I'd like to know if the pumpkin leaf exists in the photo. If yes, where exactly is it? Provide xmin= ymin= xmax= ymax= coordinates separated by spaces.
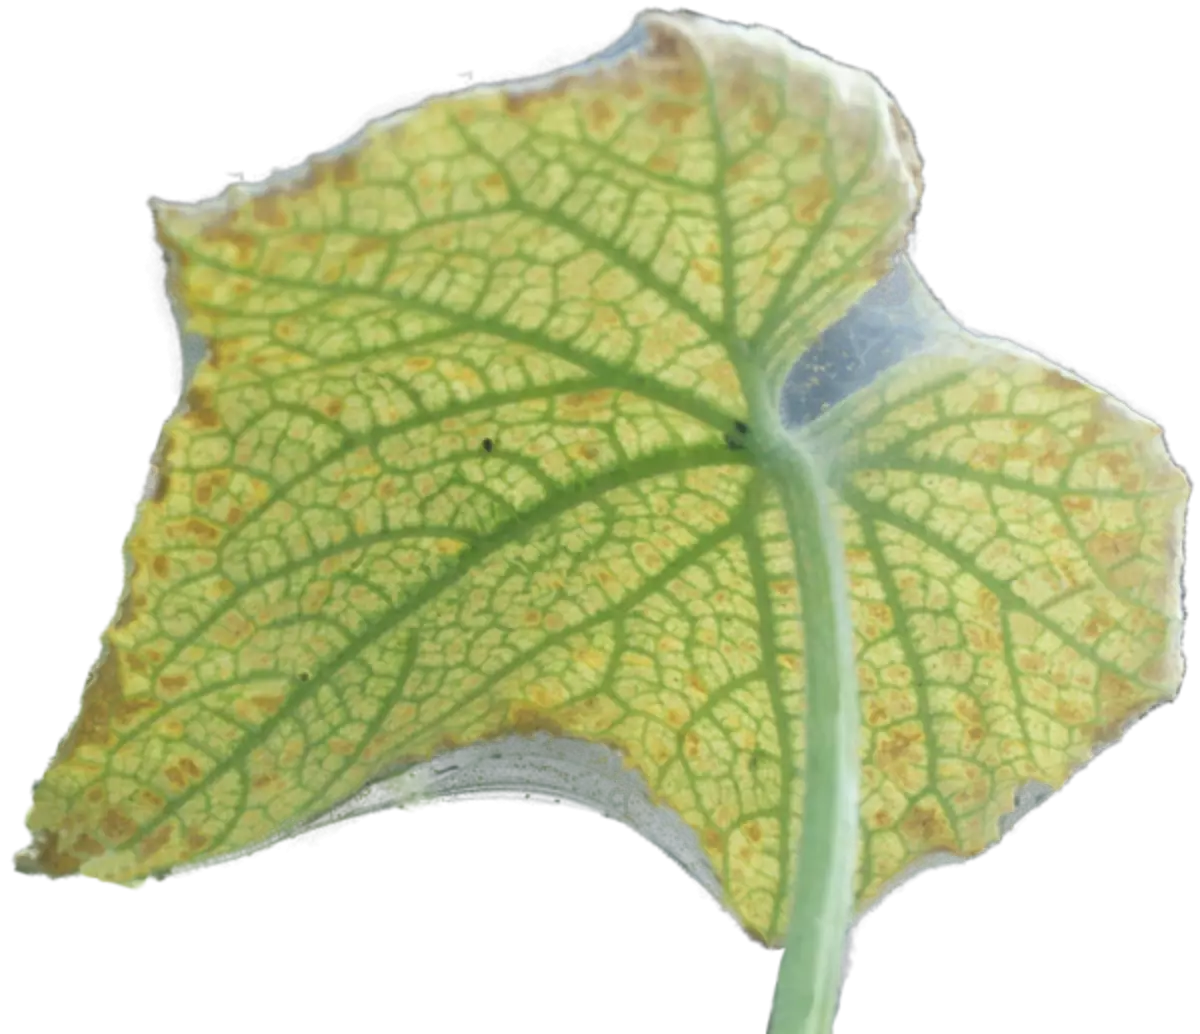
xmin=19 ymin=8 xmax=1185 ymax=1006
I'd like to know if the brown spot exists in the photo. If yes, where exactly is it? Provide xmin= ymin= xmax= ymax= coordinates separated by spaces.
xmin=101 ymin=809 xmax=136 ymax=842
xmin=750 ymin=99 xmax=773 ymax=135
xmin=647 ymin=101 xmax=694 ymax=134
xmin=646 ymin=22 xmax=683 ymax=60
xmin=183 ymin=518 xmax=220 ymax=543
xmin=323 ymin=398 xmax=344 ymax=418
xmin=184 ymin=386 xmax=220 ymax=429
xmin=225 ymin=507 xmax=243 ymax=526
xmin=55 ymin=652 xmax=160 ymax=755
xmin=160 ymin=674 xmax=188 ymax=694
xmin=74 ymin=834 xmax=106 ymax=858
xmin=331 ymin=153 xmax=358 ymax=185
xmin=1043 ymin=370 xmax=1082 ymax=392
xmin=1088 ymin=531 xmax=1139 ymax=568
xmin=1055 ymin=699 xmax=1093 ymax=724
xmin=252 ymin=194 xmax=288 ymax=228
xmin=587 ymin=99 xmax=615 ymax=132
xmin=18 ymin=831 xmax=81 ymax=876
xmin=900 ymin=799 xmax=956 ymax=850
xmin=152 ymin=555 xmax=170 ymax=578
xmin=185 ymin=831 xmax=210 ymax=853
xmin=1075 ymin=420 xmax=1103 ymax=446
xmin=251 ymin=694 xmax=285 ymax=715
xmin=340 ymin=239 xmax=381 ymax=262
xmin=138 ymin=824 xmax=174 ymax=859
xmin=702 ymin=827 xmax=724 ymax=852
xmin=789 ymin=177 xmax=833 ymax=223
xmin=744 ymin=821 xmax=762 ymax=843
xmin=875 ymin=725 xmax=923 ymax=768
xmin=508 ymin=706 xmax=564 ymax=737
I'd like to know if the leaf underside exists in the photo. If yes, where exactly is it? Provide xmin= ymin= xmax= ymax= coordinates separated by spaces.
xmin=21 ymin=10 xmax=1185 ymax=947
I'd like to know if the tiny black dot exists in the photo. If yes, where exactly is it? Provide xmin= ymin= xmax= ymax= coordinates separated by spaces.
xmin=298 ymin=671 xmax=310 ymax=682
xmin=481 ymin=437 xmax=494 ymax=453
xmin=734 ymin=420 xmax=749 ymax=434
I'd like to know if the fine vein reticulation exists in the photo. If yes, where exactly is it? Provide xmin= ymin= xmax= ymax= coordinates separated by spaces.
xmin=20 ymin=10 xmax=1184 ymax=954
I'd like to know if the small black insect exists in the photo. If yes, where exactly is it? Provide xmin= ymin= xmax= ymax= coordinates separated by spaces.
xmin=481 ymin=437 xmax=494 ymax=453
xmin=724 ymin=433 xmax=745 ymax=451
xmin=734 ymin=419 xmax=749 ymax=435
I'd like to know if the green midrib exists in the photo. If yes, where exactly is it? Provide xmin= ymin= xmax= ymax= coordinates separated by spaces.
xmin=741 ymin=348 xmax=861 ymax=1034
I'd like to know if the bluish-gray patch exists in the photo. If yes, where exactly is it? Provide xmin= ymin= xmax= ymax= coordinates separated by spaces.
xmin=781 ymin=259 xmax=928 ymax=427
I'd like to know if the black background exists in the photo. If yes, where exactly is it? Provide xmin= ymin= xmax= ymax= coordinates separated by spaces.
xmin=14 ymin=4 xmax=1195 ymax=1031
